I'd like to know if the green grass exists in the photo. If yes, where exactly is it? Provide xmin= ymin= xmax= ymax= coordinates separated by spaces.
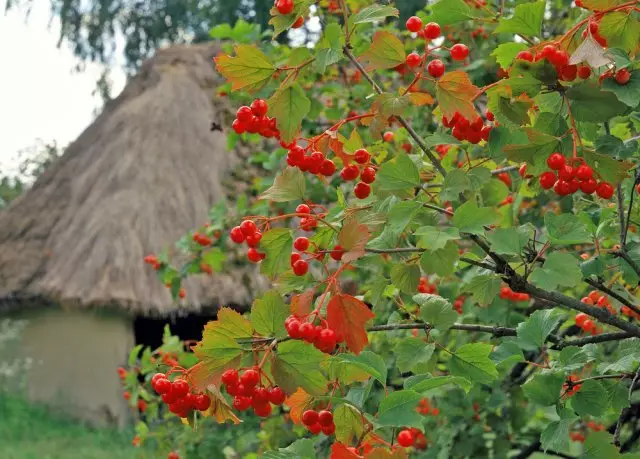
xmin=0 ymin=394 xmax=143 ymax=459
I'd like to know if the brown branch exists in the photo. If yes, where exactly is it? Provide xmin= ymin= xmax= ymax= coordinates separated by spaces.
xmin=613 ymin=250 xmax=640 ymax=278
xmin=552 ymin=332 xmax=633 ymax=350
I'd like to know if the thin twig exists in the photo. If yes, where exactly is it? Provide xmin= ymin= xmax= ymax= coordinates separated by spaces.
xmin=614 ymin=368 xmax=640 ymax=447
xmin=612 ymin=250 xmax=640 ymax=278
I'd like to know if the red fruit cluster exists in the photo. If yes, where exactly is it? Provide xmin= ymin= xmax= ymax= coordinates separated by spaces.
xmin=539 ymin=153 xmax=613 ymax=199
xmin=418 ymin=277 xmax=437 ymax=294
xmin=562 ymin=374 xmax=582 ymax=397
xmin=435 ymin=144 xmax=451 ymax=158
xmin=575 ymin=313 xmax=601 ymax=335
xmin=340 ymin=148 xmax=376 ymax=200
xmin=499 ymin=286 xmax=530 ymax=302
xmin=397 ymin=428 xmax=427 ymax=448
xmin=417 ymin=398 xmax=440 ymax=416
xmin=294 ymin=203 xmax=325 ymax=233
xmin=286 ymin=144 xmax=337 ymax=177
xmin=143 ymin=254 xmax=162 ymax=270
xmin=192 ymin=232 xmax=212 ymax=247
xmin=232 ymin=99 xmax=280 ymax=139
xmin=582 ymin=290 xmax=615 ymax=315
xmin=453 ymin=296 xmax=464 ymax=315
xmin=622 ymin=305 xmax=640 ymax=320
xmin=285 ymin=315 xmax=343 ymax=353
xmin=442 ymin=112 xmax=492 ymax=144
xmin=117 ymin=366 xmax=127 ymax=380
xmin=516 ymin=43 xmax=577 ymax=82
xmin=570 ymin=431 xmax=585 ymax=443
xmin=152 ymin=373 xmax=211 ymax=418
xmin=229 ymin=220 xmax=265 ymax=263
xmin=290 ymin=234 xmax=345 ymax=276
xmin=221 ymin=368 xmax=286 ymax=417
xmin=302 ymin=408 xmax=336 ymax=436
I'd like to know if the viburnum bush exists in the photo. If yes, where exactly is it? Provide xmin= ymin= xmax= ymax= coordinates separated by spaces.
xmin=137 ymin=0 xmax=640 ymax=457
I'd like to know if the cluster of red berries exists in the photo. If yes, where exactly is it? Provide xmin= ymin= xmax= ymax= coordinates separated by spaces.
xmin=581 ymin=19 xmax=607 ymax=47
xmin=575 ymin=312 xmax=602 ymax=335
xmin=221 ymin=368 xmax=286 ymax=417
xmin=290 ymin=234 xmax=345 ymax=276
xmin=622 ymin=305 xmax=640 ymax=320
xmin=285 ymin=315 xmax=343 ymax=353
xmin=499 ymin=286 xmax=530 ymax=302
xmin=192 ymin=232 xmax=213 ymax=247
xmin=405 ymin=17 xmax=441 ymax=40
xmin=232 ymin=99 xmax=280 ymax=139
xmin=339 ymin=148 xmax=376 ymax=199
xmin=562 ymin=374 xmax=582 ymax=397
xmin=453 ymin=296 xmax=464 ymax=314
xmin=416 ymin=398 xmax=440 ymax=416
xmin=229 ymin=220 xmax=266 ymax=263
xmin=294 ymin=203 xmax=325 ymax=233
xmin=301 ymin=408 xmax=336 ymax=436
xmin=285 ymin=145 xmax=337 ymax=177
xmin=143 ymin=254 xmax=162 ymax=270
xmin=151 ymin=373 xmax=211 ymax=418
xmin=539 ymin=153 xmax=614 ymax=198
xmin=582 ymin=290 xmax=615 ymax=315
xmin=570 ymin=431 xmax=586 ymax=443
xmin=442 ymin=112 xmax=492 ymax=144
xmin=418 ymin=277 xmax=437 ymax=294
xmin=515 ymin=43 xmax=577 ymax=82
xmin=396 ymin=428 xmax=427 ymax=449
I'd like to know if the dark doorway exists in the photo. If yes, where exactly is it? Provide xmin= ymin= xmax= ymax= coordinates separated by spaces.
xmin=133 ymin=313 xmax=218 ymax=349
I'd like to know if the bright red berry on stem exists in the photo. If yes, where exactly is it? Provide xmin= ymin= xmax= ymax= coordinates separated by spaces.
xmin=293 ymin=259 xmax=309 ymax=276
xmin=300 ymin=322 xmax=317 ymax=343
xmin=230 ymin=226 xmax=245 ymax=243
xmin=275 ymin=0 xmax=294 ymax=15
xmin=383 ymin=131 xmax=395 ymax=142
xmin=554 ymin=179 xmax=571 ymax=196
xmin=296 ymin=203 xmax=311 ymax=214
xmin=292 ymin=16 xmax=304 ymax=28
xmin=152 ymin=372 xmax=166 ymax=385
xmin=195 ymin=394 xmax=211 ymax=411
xmin=233 ymin=396 xmax=251 ymax=411
xmin=250 ymin=99 xmax=268 ymax=117
xmin=341 ymin=164 xmax=360 ymax=181
xmin=245 ymin=232 xmax=262 ymax=248
xmin=596 ymin=181 xmax=614 ymax=199
xmin=406 ymin=16 xmax=423 ymax=33
xmin=240 ymin=369 xmax=260 ymax=387
xmin=318 ymin=410 xmax=334 ymax=426
xmin=354 ymin=182 xmax=371 ymax=199
xmin=302 ymin=410 xmax=319 ymax=426
xmin=293 ymin=237 xmax=310 ymax=252
xmin=575 ymin=164 xmax=593 ymax=180
xmin=516 ymin=50 xmax=534 ymax=62
xmin=155 ymin=378 xmax=172 ymax=394
xmin=427 ymin=59 xmax=445 ymax=78
xmin=558 ymin=165 xmax=575 ymax=181
xmin=406 ymin=52 xmax=422 ymax=68
xmin=236 ymin=106 xmax=253 ymax=124
xmin=253 ymin=402 xmax=272 ymax=417
xmin=354 ymin=149 xmax=370 ymax=164
xmin=360 ymin=167 xmax=376 ymax=184
xmin=539 ymin=171 xmax=557 ymax=189
xmin=450 ymin=43 xmax=469 ymax=61
xmin=330 ymin=245 xmax=344 ymax=261
xmin=268 ymin=387 xmax=286 ymax=405
xmin=615 ymin=68 xmax=631 ymax=85
xmin=172 ymin=380 xmax=190 ymax=398
xmin=320 ymin=159 xmax=336 ymax=176
xmin=577 ymin=65 xmax=591 ymax=79
xmin=546 ymin=153 xmax=565 ymax=170
xmin=423 ymin=22 xmax=441 ymax=39
xmin=222 ymin=369 xmax=239 ymax=386
xmin=398 ymin=429 xmax=415 ymax=447
xmin=247 ymin=248 xmax=264 ymax=263
xmin=322 ymin=423 xmax=336 ymax=435
xmin=308 ymin=423 xmax=322 ymax=435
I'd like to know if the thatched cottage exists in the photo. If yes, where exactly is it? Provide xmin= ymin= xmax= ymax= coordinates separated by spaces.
xmin=0 ymin=43 xmax=266 ymax=426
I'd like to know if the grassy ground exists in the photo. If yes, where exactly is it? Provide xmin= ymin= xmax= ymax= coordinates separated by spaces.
xmin=0 ymin=394 xmax=142 ymax=459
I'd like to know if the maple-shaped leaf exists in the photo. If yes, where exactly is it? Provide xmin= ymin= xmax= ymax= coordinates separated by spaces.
xmin=407 ymin=92 xmax=435 ymax=106
xmin=359 ymin=31 xmax=406 ymax=70
xmin=327 ymin=293 xmax=375 ymax=355
xmin=272 ymin=340 xmax=329 ymax=395
xmin=259 ymin=167 xmax=306 ymax=202
xmin=338 ymin=217 xmax=371 ymax=263
xmin=268 ymin=83 xmax=311 ymax=144
xmin=503 ymin=128 xmax=562 ymax=165
xmin=436 ymin=71 xmax=479 ymax=121
xmin=202 ymin=384 xmax=241 ymax=424
xmin=330 ymin=443 xmax=362 ymax=459
xmin=214 ymin=45 xmax=275 ymax=93
xmin=284 ymin=387 xmax=314 ymax=424
xmin=291 ymin=290 xmax=314 ymax=318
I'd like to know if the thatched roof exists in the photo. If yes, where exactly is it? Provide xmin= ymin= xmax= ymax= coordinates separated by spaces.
xmin=0 ymin=43 xmax=267 ymax=316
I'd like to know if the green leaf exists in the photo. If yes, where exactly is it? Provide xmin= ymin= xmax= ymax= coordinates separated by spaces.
xmin=268 ymin=83 xmax=311 ymax=144
xmin=463 ymin=274 xmax=502 ymax=306
xmin=405 ymin=374 xmax=472 ymax=393
xmin=516 ymin=309 xmax=563 ymax=351
xmin=507 ymin=59 xmax=558 ymax=96
xmin=582 ymin=148 xmax=633 ymax=185
xmin=540 ymin=419 xmax=572 ymax=453
xmin=522 ymin=372 xmax=564 ymax=406
xmin=599 ymin=11 xmax=640 ymax=53
xmin=485 ymin=227 xmax=529 ymax=256
xmin=566 ymin=82 xmax=628 ymax=122
xmin=491 ymin=43 xmax=529 ymax=69
xmin=390 ymin=263 xmax=421 ymax=295
xmin=491 ymin=342 xmax=525 ymax=369
xmin=425 ymin=0 xmax=479 ymax=26
xmin=487 ymin=85 xmax=531 ymax=128
xmin=394 ymin=338 xmax=435 ymax=374
xmin=503 ymin=128 xmax=561 ymax=165
xmin=415 ymin=293 xmax=458 ymax=331
xmin=494 ymin=1 xmax=545 ymax=38
xmin=264 ymin=439 xmax=317 ymax=459
xmin=583 ymin=431 xmax=622 ymax=459
xmin=440 ymin=168 xmax=472 ymax=200
xmin=259 ymin=167 xmax=306 ymax=202
xmin=602 ymin=70 xmax=640 ymax=107
xmin=333 ymin=404 xmax=364 ymax=445
xmin=349 ymin=4 xmax=399 ymax=25
xmin=251 ymin=290 xmax=289 ymax=339
xmin=268 ymin=1 xmax=313 ymax=38
xmin=545 ymin=212 xmax=592 ymax=246
xmin=385 ymin=201 xmax=423 ymax=237
xmin=449 ymin=343 xmax=499 ymax=385
xmin=260 ymin=229 xmax=294 ymax=276
xmin=606 ymin=48 xmax=633 ymax=69
xmin=572 ymin=379 xmax=608 ymax=417
xmin=415 ymin=226 xmax=461 ymax=251
xmin=315 ymin=23 xmax=344 ymax=73
xmin=376 ymin=390 xmax=423 ymax=428
xmin=374 ymin=93 xmax=410 ymax=118
xmin=555 ymin=346 xmax=592 ymax=371
xmin=452 ymin=200 xmax=500 ymax=235
xmin=333 ymin=351 xmax=388 ymax=386
xmin=202 ymin=248 xmax=225 ymax=272
xmin=377 ymin=154 xmax=420 ymax=191
xmin=595 ymin=135 xmax=637 ymax=160
xmin=599 ymin=339 xmax=640 ymax=373
xmin=530 ymin=252 xmax=582 ymax=291
xmin=359 ymin=31 xmax=406 ymax=70
xmin=272 ymin=340 xmax=328 ymax=396
xmin=214 ymin=45 xmax=276 ymax=93
xmin=422 ymin=132 xmax=461 ymax=148
xmin=419 ymin=241 xmax=460 ymax=277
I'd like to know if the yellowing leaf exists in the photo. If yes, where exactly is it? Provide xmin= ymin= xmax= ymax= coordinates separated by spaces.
xmin=291 ymin=290 xmax=314 ymax=318
xmin=214 ymin=45 xmax=275 ymax=92
xmin=338 ymin=217 xmax=371 ymax=263
xmin=327 ymin=293 xmax=375 ymax=355
xmin=408 ymin=92 xmax=435 ymax=106
xmin=203 ymin=384 xmax=241 ymax=424
xmin=436 ymin=71 xmax=479 ymax=121
xmin=284 ymin=388 xmax=314 ymax=424
xmin=359 ymin=31 xmax=406 ymax=70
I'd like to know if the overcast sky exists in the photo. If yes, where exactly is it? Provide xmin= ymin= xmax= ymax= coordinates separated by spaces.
xmin=0 ymin=4 xmax=125 ymax=174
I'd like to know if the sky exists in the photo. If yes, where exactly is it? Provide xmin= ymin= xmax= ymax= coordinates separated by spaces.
xmin=0 ymin=4 xmax=126 ymax=174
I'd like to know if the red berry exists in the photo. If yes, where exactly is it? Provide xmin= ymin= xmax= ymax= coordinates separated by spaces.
xmin=293 ymin=259 xmax=309 ymax=276
xmin=575 ymin=164 xmax=593 ymax=180
xmin=568 ymin=179 xmax=580 ymax=194
xmin=172 ymin=380 xmax=190 ymax=398
xmin=576 ymin=178 xmax=596 ymax=194
xmin=308 ymin=422 xmax=322 ymax=435
xmin=322 ymin=423 xmax=336 ymax=435
xmin=539 ymin=171 xmax=557 ymax=189
xmin=354 ymin=148 xmax=370 ymax=164
xmin=252 ymin=387 xmax=270 ymax=403
xmin=596 ymin=181 xmax=614 ymax=199
xmin=558 ymin=165 xmax=575 ymax=181
xmin=247 ymin=248 xmax=265 ymax=263
xmin=250 ymin=99 xmax=268 ymax=117
xmin=547 ymin=153 xmax=565 ymax=170
xmin=286 ymin=320 xmax=302 ymax=339
xmin=290 ymin=252 xmax=302 ymax=266
xmin=575 ymin=313 xmax=588 ymax=327
xmin=195 ymin=394 xmax=211 ymax=411
xmin=516 ymin=50 xmax=534 ymax=62
xmin=245 ymin=232 xmax=262 ymax=248
xmin=406 ymin=16 xmax=423 ymax=33
xmin=340 ymin=164 xmax=360 ymax=181
xmin=497 ymin=172 xmax=512 ymax=188
xmin=519 ymin=164 xmax=528 ymax=178
xmin=300 ymin=322 xmax=318 ymax=343
xmin=236 ymin=106 xmax=253 ymax=124
xmin=293 ymin=237 xmax=310 ymax=252
xmin=354 ymin=182 xmax=371 ymax=199
xmin=253 ymin=402 xmax=272 ymax=417
xmin=152 ymin=372 xmax=166 ymax=385
xmin=232 ymin=119 xmax=245 ymax=134
xmin=615 ymin=68 xmax=631 ymax=85
xmin=241 ymin=369 xmax=261 ymax=387
xmin=296 ymin=203 xmax=311 ymax=214
xmin=330 ymin=245 xmax=345 ymax=261
xmin=554 ymin=179 xmax=571 ymax=196
xmin=450 ymin=43 xmax=469 ymax=61
xmin=275 ymin=0 xmax=294 ymax=15
xmin=561 ymin=64 xmax=578 ymax=81
xmin=423 ymin=22 xmax=441 ymax=39
xmin=292 ymin=16 xmax=304 ymax=28
xmin=315 ymin=328 xmax=337 ymax=352
xmin=427 ymin=59 xmax=445 ymax=78
xmin=406 ymin=52 xmax=422 ymax=68
xmin=233 ymin=396 xmax=252 ymax=411
xmin=360 ymin=167 xmax=376 ymax=184
xmin=320 ymin=159 xmax=336 ymax=176
xmin=318 ymin=410 xmax=334 ymax=426
xmin=589 ymin=21 xmax=599 ymax=34
xmin=302 ymin=410 xmax=319 ymax=426
xmin=577 ymin=65 xmax=591 ymax=79
xmin=383 ymin=131 xmax=395 ymax=142
xmin=398 ymin=429 xmax=415 ymax=447
xmin=582 ymin=319 xmax=594 ymax=332
xmin=155 ymin=378 xmax=172 ymax=394
xmin=268 ymin=387 xmax=286 ymax=405
xmin=485 ymin=110 xmax=495 ymax=121
xmin=230 ymin=226 xmax=245 ymax=243
xmin=168 ymin=452 xmax=180 ymax=459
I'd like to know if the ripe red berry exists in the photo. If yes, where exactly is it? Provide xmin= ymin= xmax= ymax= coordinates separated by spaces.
xmin=240 ymin=220 xmax=258 ymax=236
xmin=252 ymin=387 xmax=270 ymax=404
xmin=450 ymin=43 xmax=469 ymax=61
xmin=292 ymin=16 xmax=304 ymax=28
xmin=152 ymin=372 xmax=166 ymax=385
xmin=427 ymin=59 xmax=445 ymax=78
xmin=308 ymin=422 xmax=322 ymax=435
xmin=293 ymin=259 xmax=309 ymax=276
xmin=575 ymin=313 xmax=588 ymax=327
xmin=233 ymin=396 xmax=252 ymax=411
xmin=275 ymin=0 xmax=294 ymax=15
xmin=577 ymin=65 xmax=591 ymax=79
xmin=253 ymin=402 xmax=272 ymax=417
xmin=155 ymin=378 xmax=172 ymax=394
xmin=398 ymin=429 xmax=415 ymax=447
xmin=423 ymin=22 xmax=441 ymax=39
xmin=354 ymin=148 xmax=370 ymax=164
xmin=236 ymin=106 xmax=253 ymax=124
xmin=330 ymin=245 xmax=345 ymax=261
xmin=302 ymin=410 xmax=319 ymax=426
xmin=286 ymin=319 xmax=302 ymax=339
xmin=247 ymin=248 xmax=265 ymax=263
xmin=546 ymin=153 xmax=565 ymax=170
xmin=582 ymin=319 xmax=594 ymax=332
xmin=539 ymin=171 xmax=557 ymax=189
xmin=316 ymin=328 xmax=337 ymax=352
xmin=575 ymin=164 xmax=593 ymax=180
xmin=268 ymin=386 xmax=286 ymax=405
xmin=320 ymin=159 xmax=336 ymax=176
xmin=554 ymin=179 xmax=572 ymax=196
xmin=241 ymin=369 xmax=261 ymax=387
xmin=300 ymin=322 xmax=318 ymax=343
xmin=406 ymin=52 xmax=422 ymax=68
xmin=360 ymin=167 xmax=376 ymax=184
xmin=172 ymin=380 xmax=190 ymax=398
xmin=615 ymin=68 xmax=631 ymax=85
xmin=383 ymin=131 xmax=395 ymax=142
xmin=222 ymin=369 xmax=239 ymax=387
xmin=516 ymin=50 xmax=534 ymax=62
xmin=245 ymin=232 xmax=262 ymax=248
xmin=340 ymin=164 xmax=360 ymax=181
xmin=195 ymin=394 xmax=211 ymax=411
xmin=497 ymin=172 xmax=512 ymax=188
xmin=354 ymin=182 xmax=371 ymax=199
xmin=250 ymin=99 xmax=268 ymax=117
xmin=293 ymin=237 xmax=310 ymax=252
xmin=596 ymin=181 xmax=614 ymax=199
xmin=579 ymin=178 xmax=597 ymax=194
xmin=168 ymin=452 xmax=180 ymax=459
xmin=230 ymin=226 xmax=245 ymax=243
xmin=318 ymin=410 xmax=334 ymax=426
xmin=558 ymin=165 xmax=575 ymax=181
xmin=322 ymin=423 xmax=336 ymax=436
xmin=296 ymin=203 xmax=311 ymax=214
xmin=406 ymin=16 xmax=423 ymax=33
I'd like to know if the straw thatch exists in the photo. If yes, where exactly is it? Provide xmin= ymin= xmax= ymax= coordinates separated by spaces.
xmin=0 ymin=43 xmax=267 ymax=316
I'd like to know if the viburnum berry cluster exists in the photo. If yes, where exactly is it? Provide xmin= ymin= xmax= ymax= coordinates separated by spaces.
xmin=284 ymin=315 xmax=343 ymax=353
xmin=221 ymin=368 xmax=286 ymax=417
xmin=232 ymin=99 xmax=280 ymax=139
xmin=538 ymin=153 xmax=613 ymax=199
xmin=151 ymin=373 xmax=211 ymax=418
xmin=417 ymin=276 xmax=437 ymax=294
xmin=416 ymin=398 xmax=440 ymax=416
xmin=301 ymin=408 xmax=336 ymax=436
xmin=442 ymin=111 xmax=493 ymax=144
xmin=499 ymin=286 xmax=530 ymax=303
xmin=229 ymin=219 xmax=265 ymax=263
